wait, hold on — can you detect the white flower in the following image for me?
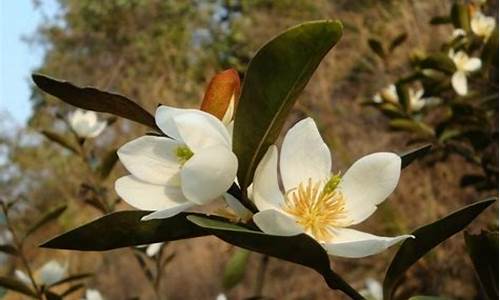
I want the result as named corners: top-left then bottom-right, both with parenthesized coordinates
top-left (359, 278), bottom-right (383, 300)
top-left (216, 293), bottom-right (228, 300)
top-left (373, 84), bottom-right (398, 104)
top-left (449, 50), bottom-right (482, 95)
top-left (15, 269), bottom-right (31, 285)
top-left (452, 28), bottom-right (466, 39)
top-left (408, 88), bottom-right (426, 112)
top-left (39, 260), bottom-right (67, 285)
top-left (471, 11), bottom-right (496, 41)
top-left (251, 118), bottom-right (413, 258)
top-left (115, 106), bottom-right (238, 221)
top-left (146, 242), bottom-right (163, 257)
top-left (83, 289), bottom-right (104, 300)
top-left (68, 109), bottom-right (106, 138)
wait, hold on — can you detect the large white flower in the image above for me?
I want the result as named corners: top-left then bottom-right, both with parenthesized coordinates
top-left (449, 49), bottom-right (482, 96)
top-left (251, 118), bottom-right (413, 258)
top-left (471, 11), bottom-right (496, 41)
top-left (68, 109), bottom-right (106, 138)
top-left (115, 106), bottom-right (238, 221)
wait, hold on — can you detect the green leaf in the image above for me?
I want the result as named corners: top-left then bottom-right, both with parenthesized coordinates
top-left (399, 144), bottom-right (432, 169)
top-left (389, 119), bottom-right (435, 137)
top-left (383, 198), bottom-right (496, 300)
top-left (48, 273), bottom-right (93, 288)
top-left (0, 276), bottom-right (37, 298)
top-left (389, 33), bottom-right (407, 52)
top-left (187, 215), bottom-right (363, 299)
top-left (451, 3), bottom-right (470, 32)
top-left (464, 231), bottom-right (499, 300)
top-left (429, 16), bottom-right (452, 25)
top-left (24, 205), bottom-right (67, 239)
top-left (60, 284), bottom-right (84, 297)
top-left (0, 244), bottom-right (17, 256)
top-left (222, 248), bottom-right (251, 290)
top-left (32, 74), bottom-right (159, 131)
top-left (395, 83), bottom-right (410, 112)
top-left (98, 148), bottom-right (119, 179)
top-left (41, 211), bottom-right (214, 251)
top-left (368, 38), bottom-right (386, 58)
top-left (419, 53), bottom-right (456, 74)
top-left (41, 130), bottom-right (80, 154)
top-left (44, 290), bottom-right (62, 300)
top-left (233, 20), bottom-right (343, 196)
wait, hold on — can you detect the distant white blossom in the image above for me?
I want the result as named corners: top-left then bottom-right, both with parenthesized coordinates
top-left (83, 289), bottom-right (104, 300)
top-left (449, 49), bottom-right (482, 95)
top-left (359, 278), bottom-right (383, 300)
top-left (471, 11), bottom-right (496, 41)
top-left (68, 109), bottom-right (106, 138)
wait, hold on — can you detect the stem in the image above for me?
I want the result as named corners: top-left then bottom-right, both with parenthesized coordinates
top-left (2, 204), bottom-right (43, 300)
top-left (252, 255), bottom-right (269, 298)
top-left (227, 183), bottom-right (258, 213)
top-left (323, 268), bottom-right (365, 300)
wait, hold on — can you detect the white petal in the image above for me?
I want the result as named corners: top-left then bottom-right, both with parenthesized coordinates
top-left (117, 136), bottom-right (182, 185)
top-left (141, 203), bottom-right (193, 221)
top-left (339, 152), bottom-right (401, 225)
top-left (15, 270), bottom-right (31, 285)
top-left (252, 145), bottom-right (284, 211)
top-left (155, 105), bottom-right (198, 140)
top-left (180, 145), bottom-right (237, 205)
top-left (464, 57), bottom-right (482, 72)
top-left (223, 192), bottom-right (252, 221)
top-left (86, 121), bottom-right (106, 138)
top-left (280, 118), bottom-right (331, 192)
top-left (145, 242), bottom-right (163, 257)
top-left (115, 175), bottom-right (190, 213)
top-left (253, 209), bottom-right (303, 236)
top-left (85, 289), bottom-right (104, 300)
top-left (221, 96), bottom-right (235, 125)
top-left (452, 71), bottom-right (468, 95)
top-left (39, 260), bottom-right (66, 285)
top-left (173, 110), bottom-right (230, 152)
top-left (323, 228), bottom-right (413, 258)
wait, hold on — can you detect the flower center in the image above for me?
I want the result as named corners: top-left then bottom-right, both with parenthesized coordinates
top-left (175, 145), bottom-right (193, 165)
top-left (283, 175), bottom-right (348, 242)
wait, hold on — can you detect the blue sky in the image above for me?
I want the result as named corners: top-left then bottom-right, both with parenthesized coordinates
top-left (1, 0), bottom-right (59, 126)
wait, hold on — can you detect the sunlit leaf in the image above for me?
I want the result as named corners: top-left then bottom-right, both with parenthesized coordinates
top-left (233, 20), bottom-right (343, 196)
top-left (41, 130), bottom-right (80, 154)
top-left (32, 74), bottom-right (159, 131)
top-left (223, 248), bottom-right (251, 290)
top-left (41, 211), bottom-right (215, 250)
top-left (368, 38), bottom-right (385, 58)
top-left (451, 3), bottom-right (470, 32)
top-left (389, 33), bottom-right (407, 52)
top-left (201, 68), bottom-right (240, 121)
top-left (187, 215), bottom-right (363, 299)
top-left (98, 148), bottom-right (119, 179)
top-left (24, 205), bottom-right (67, 239)
top-left (0, 276), bottom-right (37, 298)
top-left (383, 198), bottom-right (496, 300)
top-left (464, 231), bottom-right (499, 300)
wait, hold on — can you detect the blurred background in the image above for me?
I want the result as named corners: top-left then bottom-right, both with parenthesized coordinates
top-left (0, 1), bottom-right (498, 299)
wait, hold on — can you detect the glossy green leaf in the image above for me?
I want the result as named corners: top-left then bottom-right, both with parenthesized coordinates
top-left (368, 38), bottom-right (385, 58)
top-left (464, 231), bottom-right (499, 300)
top-left (223, 248), bottom-right (251, 290)
top-left (24, 205), bottom-right (67, 239)
top-left (451, 3), bottom-right (470, 32)
top-left (0, 244), bottom-right (17, 256)
top-left (233, 20), bottom-right (343, 196)
top-left (187, 215), bottom-right (363, 300)
top-left (32, 74), bottom-right (159, 131)
top-left (383, 198), bottom-right (496, 300)
top-left (399, 144), bottom-right (432, 169)
top-left (41, 130), bottom-right (79, 154)
top-left (98, 148), bottom-right (119, 179)
top-left (41, 211), bottom-right (214, 250)
top-left (0, 276), bottom-right (37, 298)
top-left (389, 33), bottom-right (407, 52)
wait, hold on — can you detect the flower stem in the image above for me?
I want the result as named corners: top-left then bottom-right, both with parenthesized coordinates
top-left (252, 254), bottom-right (269, 298)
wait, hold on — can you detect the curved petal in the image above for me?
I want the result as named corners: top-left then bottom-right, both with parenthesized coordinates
top-left (253, 209), bottom-right (303, 236)
top-left (180, 145), bottom-right (237, 205)
top-left (280, 118), bottom-right (331, 192)
top-left (141, 203), bottom-right (193, 221)
top-left (339, 152), bottom-right (401, 225)
top-left (323, 228), bottom-right (413, 258)
top-left (155, 105), bottom-right (198, 140)
top-left (223, 192), bottom-right (252, 221)
top-left (253, 145), bottom-right (284, 211)
top-left (145, 243), bottom-right (163, 257)
top-left (173, 110), bottom-right (230, 152)
top-left (117, 136), bottom-right (181, 185)
top-left (464, 57), bottom-right (482, 72)
top-left (87, 121), bottom-right (106, 138)
top-left (115, 175), bottom-right (189, 213)
top-left (452, 71), bottom-right (468, 95)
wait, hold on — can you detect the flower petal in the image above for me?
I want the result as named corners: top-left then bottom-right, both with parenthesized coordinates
top-left (339, 152), bottom-right (401, 225)
top-left (464, 57), bottom-right (482, 72)
top-left (280, 118), bottom-right (331, 192)
top-left (145, 243), bottom-right (163, 257)
top-left (323, 228), bottom-right (413, 258)
top-left (452, 71), bottom-right (468, 95)
top-left (115, 175), bottom-right (189, 213)
top-left (253, 209), bottom-right (303, 236)
top-left (223, 192), bottom-right (252, 221)
top-left (180, 145), bottom-right (237, 205)
top-left (86, 121), bottom-right (106, 138)
top-left (253, 145), bottom-right (284, 211)
top-left (173, 110), bottom-right (230, 152)
top-left (141, 203), bottom-right (193, 221)
top-left (117, 136), bottom-right (181, 185)
top-left (155, 105), bottom-right (198, 140)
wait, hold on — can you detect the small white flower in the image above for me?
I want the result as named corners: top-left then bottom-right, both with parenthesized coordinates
top-left (83, 289), bottom-right (104, 300)
top-left (471, 11), bottom-right (496, 41)
top-left (68, 109), bottom-right (106, 138)
top-left (452, 28), bottom-right (466, 39)
top-left (216, 293), bottom-right (228, 300)
top-left (38, 260), bottom-right (67, 285)
top-left (373, 84), bottom-right (398, 104)
top-left (449, 49), bottom-right (482, 95)
top-left (145, 242), bottom-right (163, 257)
top-left (115, 105), bottom-right (238, 221)
top-left (408, 88), bottom-right (426, 112)
top-left (359, 278), bottom-right (383, 300)
top-left (15, 269), bottom-right (31, 285)
top-left (251, 118), bottom-right (413, 258)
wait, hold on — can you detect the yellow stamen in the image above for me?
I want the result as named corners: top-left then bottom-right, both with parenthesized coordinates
top-left (283, 177), bottom-right (348, 242)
